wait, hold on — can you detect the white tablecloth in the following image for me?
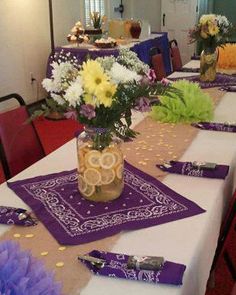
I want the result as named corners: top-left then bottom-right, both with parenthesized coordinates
top-left (0, 65), bottom-right (236, 295)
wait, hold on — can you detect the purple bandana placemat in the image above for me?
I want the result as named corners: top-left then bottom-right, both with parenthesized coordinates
top-left (7, 162), bottom-right (205, 245)
top-left (192, 122), bottom-right (236, 133)
top-left (80, 250), bottom-right (186, 286)
top-left (0, 206), bottom-right (37, 226)
top-left (157, 161), bottom-right (229, 179)
top-left (170, 73), bottom-right (236, 88)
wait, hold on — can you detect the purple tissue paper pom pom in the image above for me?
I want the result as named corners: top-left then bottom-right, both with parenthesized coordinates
top-left (0, 241), bottom-right (62, 295)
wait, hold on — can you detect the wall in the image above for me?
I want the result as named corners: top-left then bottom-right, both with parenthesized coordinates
top-left (108, 0), bottom-right (122, 19)
top-left (0, 0), bottom-right (162, 110)
top-left (213, 0), bottom-right (236, 40)
top-left (53, 0), bottom-right (83, 47)
top-left (0, 0), bottom-right (51, 109)
top-left (123, 0), bottom-right (161, 32)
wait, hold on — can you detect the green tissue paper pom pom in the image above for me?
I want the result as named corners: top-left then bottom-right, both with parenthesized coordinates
top-left (150, 80), bottom-right (214, 123)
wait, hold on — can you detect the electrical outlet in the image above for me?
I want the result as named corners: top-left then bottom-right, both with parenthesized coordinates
top-left (30, 72), bottom-right (36, 84)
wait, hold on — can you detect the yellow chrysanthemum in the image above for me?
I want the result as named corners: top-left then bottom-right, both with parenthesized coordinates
top-left (80, 60), bottom-right (109, 94)
top-left (208, 24), bottom-right (219, 36)
top-left (199, 14), bottom-right (215, 25)
top-left (84, 93), bottom-right (99, 106)
top-left (95, 82), bottom-right (117, 108)
top-left (200, 29), bottom-right (208, 39)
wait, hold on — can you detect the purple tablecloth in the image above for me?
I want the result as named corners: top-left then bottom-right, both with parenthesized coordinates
top-left (80, 250), bottom-right (186, 286)
top-left (46, 33), bottom-right (171, 77)
top-left (8, 161), bottom-right (205, 245)
top-left (169, 73), bottom-right (236, 88)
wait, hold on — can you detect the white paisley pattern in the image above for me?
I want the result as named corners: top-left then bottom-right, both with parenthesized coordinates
top-left (182, 162), bottom-right (204, 177)
top-left (19, 168), bottom-right (189, 238)
top-left (87, 252), bottom-right (162, 284)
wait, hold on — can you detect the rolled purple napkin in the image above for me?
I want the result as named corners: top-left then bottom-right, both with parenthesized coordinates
top-left (0, 206), bottom-right (37, 226)
top-left (178, 67), bottom-right (199, 73)
top-left (192, 122), bottom-right (236, 133)
top-left (191, 55), bottom-right (200, 60)
top-left (157, 161), bottom-right (229, 179)
top-left (220, 86), bottom-right (236, 92)
top-left (79, 250), bottom-right (186, 286)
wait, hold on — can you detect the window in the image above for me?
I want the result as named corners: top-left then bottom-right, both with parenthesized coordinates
top-left (84, 0), bottom-right (105, 27)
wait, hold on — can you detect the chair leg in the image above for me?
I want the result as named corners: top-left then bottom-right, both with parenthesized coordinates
top-left (0, 142), bottom-right (11, 180)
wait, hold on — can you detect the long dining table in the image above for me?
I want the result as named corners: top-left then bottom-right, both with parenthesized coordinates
top-left (1, 62), bottom-right (236, 295)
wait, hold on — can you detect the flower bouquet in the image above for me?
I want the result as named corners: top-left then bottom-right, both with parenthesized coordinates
top-left (90, 11), bottom-right (106, 29)
top-left (188, 14), bottom-right (233, 81)
top-left (40, 49), bottom-right (175, 202)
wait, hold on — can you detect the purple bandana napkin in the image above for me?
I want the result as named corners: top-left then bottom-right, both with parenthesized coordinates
top-left (192, 122), bottom-right (236, 133)
top-left (0, 206), bottom-right (37, 226)
top-left (79, 250), bottom-right (186, 286)
top-left (7, 162), bottom-right (205, 245)
top-left (220, 85), bottom-right (236, 92)
top-left (191, 55), bottom-right (200, 60)
top-left (157, 161), bottom-right (229, 179)
top-left (170, 73), bottom-right (236, 89)
top-left (178, 67), bottom-right (199, 73)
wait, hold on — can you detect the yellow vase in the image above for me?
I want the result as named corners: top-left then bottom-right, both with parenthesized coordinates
top-left (200, 49), bottom-right (218, 82)
top-left (76, 127), bottom-right (124, 202)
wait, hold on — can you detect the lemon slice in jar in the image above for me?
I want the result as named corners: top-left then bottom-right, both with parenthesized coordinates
top-left (78, 175), bottom-right (87, 193)
top-left (83, 184), bottom-right (95, 197)
top-left (85, 150), bottom-right (102, 168)
top-left (116, 164), bottom-right (123, 180)
top-left (105, 147), bottom-right (123, 166)
top-left (100, 152), bottom-right (116, 169)
top-left (101, 168), bottom-right (115, 184)
top-left (84, 168), bottom-right (102, 186)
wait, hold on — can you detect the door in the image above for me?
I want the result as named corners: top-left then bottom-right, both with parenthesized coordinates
top-left (161, 0), bottom-right (199, 64)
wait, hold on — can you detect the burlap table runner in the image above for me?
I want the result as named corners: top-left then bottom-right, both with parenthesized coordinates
top-left (0, 88), bottom-right (224, 294)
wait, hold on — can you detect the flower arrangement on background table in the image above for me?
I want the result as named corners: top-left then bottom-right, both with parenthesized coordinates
top-left (188, 14), bottom-right (233, 82)
top-left (90, 11), bottom-right (106, 29)
top-left (39, 48), bottom-right (176, 202)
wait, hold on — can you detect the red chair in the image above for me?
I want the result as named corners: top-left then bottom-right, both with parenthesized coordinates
top-left (206, 190), bottom-right (236, 294)
top-left (169, 39), bottom-right (183, 71)
top-left (149, 47), bottom-right (167, 81)
top-left (0, 94), bottom-right (45, 180)
top-left (231, 283), bottom-right (236, 295)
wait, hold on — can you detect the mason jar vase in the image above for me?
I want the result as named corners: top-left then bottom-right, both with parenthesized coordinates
top-left (76, 127), bottom-right (124, 202)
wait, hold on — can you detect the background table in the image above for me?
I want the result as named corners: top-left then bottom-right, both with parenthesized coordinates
top-left (46, 33), bottom-right (172, 77)
top-left (1, 67), bottom-right (236, 295)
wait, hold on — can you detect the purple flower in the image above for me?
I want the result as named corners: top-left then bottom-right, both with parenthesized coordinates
top-left (135, 97), bottom-right (151, 112)
top-left (161, 78), bottom-right (171, 86)
top-left (80, 104), bottom-right (96, 120)
top-left (140, 69), bottom-right (157, 85)
top-left (146, 69), bottom-right (157, 83)
top-left (64, 109), bottom-right (77, 120)
top-left (0, 241), bottom-right (61, 295)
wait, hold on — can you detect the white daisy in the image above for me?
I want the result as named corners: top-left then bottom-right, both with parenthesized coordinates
top-left (64, 81), bottom-right (84, 107)
top-left (109, 62), bottom-right (141, 84)
top-left (51, 94), bottom-right (65, 105)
